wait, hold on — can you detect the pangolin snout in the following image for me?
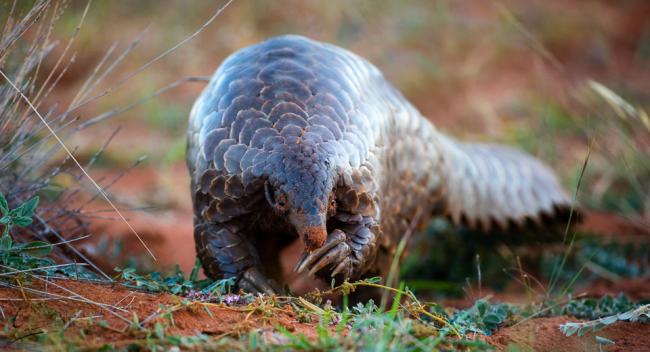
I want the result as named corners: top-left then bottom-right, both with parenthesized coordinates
top-left (289, 205), bottom-right (329, 251)
top-left (301, 226), bottom-right (327, 251)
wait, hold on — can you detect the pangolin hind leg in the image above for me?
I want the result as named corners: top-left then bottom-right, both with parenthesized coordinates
top-left (194, 220), bottom-right (279, 294)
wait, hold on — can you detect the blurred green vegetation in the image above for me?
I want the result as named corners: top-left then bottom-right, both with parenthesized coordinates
top-left (402, 219), bottom-right (650, 299)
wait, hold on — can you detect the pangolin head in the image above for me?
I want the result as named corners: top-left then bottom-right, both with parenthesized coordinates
top-left (263, 142), bottom-right (335, 251)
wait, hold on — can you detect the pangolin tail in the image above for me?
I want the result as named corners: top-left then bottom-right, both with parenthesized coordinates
top-left (436, 135), bottom-right (574, 232)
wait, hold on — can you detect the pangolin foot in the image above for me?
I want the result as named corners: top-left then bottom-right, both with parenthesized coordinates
top-left (237, 267), bottom-right (279, 295)
top-left (294, 229), bottom-right (361, 280)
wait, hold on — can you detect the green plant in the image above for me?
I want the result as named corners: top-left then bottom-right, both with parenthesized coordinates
top-left (450, 299), bottom-right (520, 336)
top-left (0, 192), bottom-right (54, 271)
top-left (560, 304), bottom-right (650, 337)
top-left (114, 258), bottom-right (235, 296)
top-left (0, 194), bottom-right (39, 237)
top-left (0, 191), bottom-right (102, 280)
top-left (551, 294), bottom-right (644, 321)
top-left (274, 296), bottom-right (494, 352)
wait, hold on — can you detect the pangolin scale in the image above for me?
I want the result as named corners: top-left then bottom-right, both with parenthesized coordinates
top-left (186, 35), bottom-right (571, 293)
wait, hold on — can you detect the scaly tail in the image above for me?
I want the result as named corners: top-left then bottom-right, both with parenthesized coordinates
top-left (436, 135), bottom-right (572, 231)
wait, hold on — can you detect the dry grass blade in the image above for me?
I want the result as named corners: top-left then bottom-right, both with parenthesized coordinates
top-left (0, 264), bottom-right (132, 324)
top-left (68, 41), bottom-right (117, 108)
top-left (65, 25), bottom-right (150, 114)
top-left (78, 76), bottom-right (210, 130)
top-left (0, 280), bottom-right (131, 324)
top-left (108, 0), bottom-right (234, 92)
top-left (31, 0), bottom-right (91, 108)
top-left (380, 208), bottom-right (422, 310)
top-left (0, 69), bottom-right (157, 260)
top-left (588, 80), bottom-right (650, 131)
top-left (0, 0), bottom-right (50, 61)
top-left (298, 296), bottom-right (326, 315)
top-left (66, 0), bottom-right (233, 119)
top-left (0, 263), bottom-right (87, 277)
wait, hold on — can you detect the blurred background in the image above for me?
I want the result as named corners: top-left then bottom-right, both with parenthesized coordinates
top-left (9, 0), bottom-right (648, 295)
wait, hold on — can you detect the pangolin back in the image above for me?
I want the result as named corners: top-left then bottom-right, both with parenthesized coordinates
top-left (186, 35), bottom-right (571, 290)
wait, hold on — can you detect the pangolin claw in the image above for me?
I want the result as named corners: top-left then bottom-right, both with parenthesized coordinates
top-left (293, 252), bottom-right (309, 273)
top-left (238, 267), bottom-right (279, 295)
top-left (331, 257), bottom-right (353, 279)
top-left (307, 242), bottom-right (350, 277)
top-left (295, 229), bottom-right (346, 274)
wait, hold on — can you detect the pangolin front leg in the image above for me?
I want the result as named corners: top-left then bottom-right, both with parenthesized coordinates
top-left (295, 214), bottom-right (378, 281)
top-left (194, 221), bottom-right (279, 294)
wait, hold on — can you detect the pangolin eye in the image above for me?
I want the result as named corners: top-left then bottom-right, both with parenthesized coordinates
top-left (264, 181), bottom-right (287, 211)
top-left (327, 198), bottom-right (337, 216)
top-left (276, 194), bottom-right (287, 208)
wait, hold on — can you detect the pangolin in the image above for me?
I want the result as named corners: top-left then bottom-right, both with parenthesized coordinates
top-left (186, 35), bottom-right (571, 293)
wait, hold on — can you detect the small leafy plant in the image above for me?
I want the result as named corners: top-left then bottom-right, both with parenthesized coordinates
top-left (551, 294), bottom-right (641, 321)
top-left (560, 304), bottom-right (650, 337)
top-left (0, 192), bottom-right (54, 270)
top-left (115, 259), bottom-right (236, 297)
top-left (0, 193), bottom-right (39, 237)
top-left (450, 299), bottom-right (520, 335)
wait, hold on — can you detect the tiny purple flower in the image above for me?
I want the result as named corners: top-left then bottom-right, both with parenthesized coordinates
top-left (223, 294), bottom-right (241, 305)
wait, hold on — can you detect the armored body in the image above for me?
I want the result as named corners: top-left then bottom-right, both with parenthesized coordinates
top-left (186, 35), bottom-right (570, 293)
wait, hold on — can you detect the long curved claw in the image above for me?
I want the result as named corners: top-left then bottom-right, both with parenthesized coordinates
top-left (293, 252), bottom-right (309, 273)
top-left (307, 242), bottom-right (350, 277)
top-left (294, 222), bottom-right (377, 281)
top-left (331, 257), bottom-right (352, 279)
top-left (295, 230), bottom-right (346, 274)
top-left (238, 267), bottom-right (278, 295)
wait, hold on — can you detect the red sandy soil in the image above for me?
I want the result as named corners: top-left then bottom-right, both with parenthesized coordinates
top-left (0, 279), bottom-right (322, 350)
top-left (486, 316), bottom-right (650, 352)
top-left (1, 278), bottom-right (648, 351)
